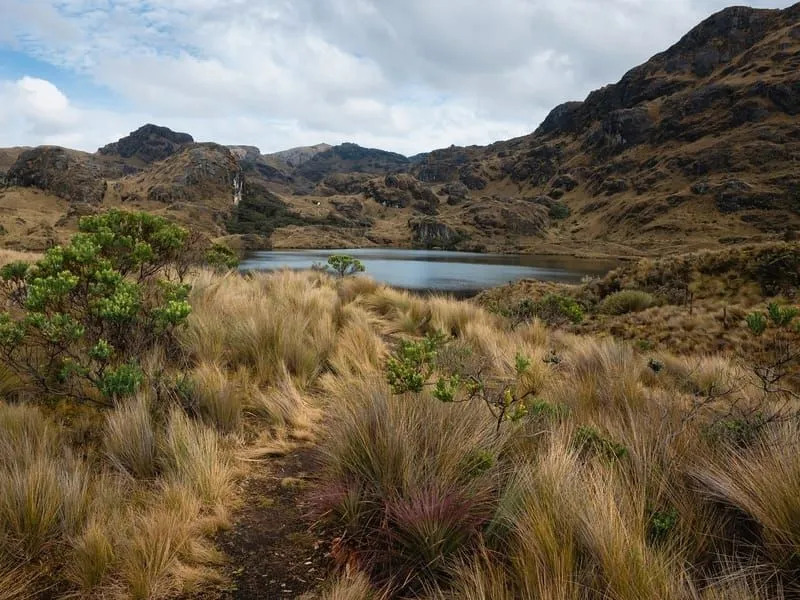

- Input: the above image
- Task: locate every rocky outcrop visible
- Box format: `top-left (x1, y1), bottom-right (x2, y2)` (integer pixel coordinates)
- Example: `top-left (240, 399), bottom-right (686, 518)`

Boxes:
top-left (267, 143), bottom-right (332, 168)
top-left (6, 147), bottom-right (108, 203)
top-left (365, 173), bottom-right (439, 214)
top-left (318, 173), bottom-right (372, 196)
top-left (469, 200), bottom-right (550, 236)
top-left (98, 124), bottom-right (193, 164)
top-left (408, 217), bottom-right (465, 248)
top-left (329, 199), bottom-right (373, 227)
top-left (444, 181), bottom-right (470, 205)
top-left (137, 144), bottom-right (242, 209)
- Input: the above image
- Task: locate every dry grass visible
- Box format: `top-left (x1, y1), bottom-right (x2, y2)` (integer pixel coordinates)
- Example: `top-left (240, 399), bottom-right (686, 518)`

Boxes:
top-left (0, 249), bottom-right (41, 268)
top-left (2, 263), bottom-right (798, 599)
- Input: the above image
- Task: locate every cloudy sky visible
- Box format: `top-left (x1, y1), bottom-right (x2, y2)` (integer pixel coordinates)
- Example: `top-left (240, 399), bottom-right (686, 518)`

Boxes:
top-left (0, 0), bottom-right (793, 155)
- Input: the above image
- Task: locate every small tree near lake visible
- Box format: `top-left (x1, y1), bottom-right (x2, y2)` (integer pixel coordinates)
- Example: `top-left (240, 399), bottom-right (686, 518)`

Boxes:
top-left (326, 254), bottom-right (365, 278)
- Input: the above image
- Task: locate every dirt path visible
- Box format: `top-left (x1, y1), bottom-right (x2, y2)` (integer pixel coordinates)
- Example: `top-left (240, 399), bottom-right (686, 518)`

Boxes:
top-left (201, 444), bottom-right (334, 599)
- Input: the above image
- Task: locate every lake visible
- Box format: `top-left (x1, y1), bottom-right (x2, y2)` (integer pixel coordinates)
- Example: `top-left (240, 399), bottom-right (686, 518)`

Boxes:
top-left (240, 249), bottom-right (618, 294)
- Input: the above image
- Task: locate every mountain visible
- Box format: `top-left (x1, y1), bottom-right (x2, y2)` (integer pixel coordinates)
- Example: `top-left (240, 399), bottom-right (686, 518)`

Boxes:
top-left (98, 124), bottom-right (194, 168)
top-left (1, 3), bottom-right (799, 255)
top-left (267, 143), bottom-right (332, 168)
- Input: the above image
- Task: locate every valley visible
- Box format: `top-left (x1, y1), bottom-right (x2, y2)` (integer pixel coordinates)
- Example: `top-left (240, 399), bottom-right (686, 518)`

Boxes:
top-left (1, 3), bottom-right (799, 600)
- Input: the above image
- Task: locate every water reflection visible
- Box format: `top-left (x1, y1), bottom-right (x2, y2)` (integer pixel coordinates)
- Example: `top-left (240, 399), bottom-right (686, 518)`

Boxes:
top-left (240, 248), bottom-right (618, 293)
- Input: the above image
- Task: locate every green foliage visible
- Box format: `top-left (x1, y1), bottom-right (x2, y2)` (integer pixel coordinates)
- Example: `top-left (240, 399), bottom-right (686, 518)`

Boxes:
top-left (548, 202), bottom-right (570, 220)
top-left (386, 333), bottom-right (446, 394)
top-left (745, 311), bottom-right (768, 336)
top-left (647, 506), bottom-right (679, 544)
top-left (204, 243), bottom-right (240, 271)
top-left (386, 333), bottom-right (537, 432)
top-left (98, 362), bottom-right (144, 399)
top-left (573, 425), bottom-right (628, 461)
top-left (767, 302), bottom-right (798, 328)
top-left (527, 399), bottom-right (570, 421)
top-left (647, 358), bottom-right (664, 373)
top-left (599, 289), bottom-right (656, 315)
top-left (637, 339), bottom-right (655, 351)
top-left (704, 414), bottom-right (768, 447)
top-left (746, 302), bottom-right (798, 336)
top-left (326, 254), bottom-right (366, 278)
top-left (0, 210), bottom-right (199, 403)
top-left (508, 294), bottom-right (584, 327)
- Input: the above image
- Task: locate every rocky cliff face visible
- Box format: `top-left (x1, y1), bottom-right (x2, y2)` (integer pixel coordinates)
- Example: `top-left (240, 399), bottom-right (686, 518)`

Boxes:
top-left (3, 4), bottom-right (800, 255)
top-left (404, 3), bottom-right (800, 250)
top-left (6, 147), bottom-right (110, 204)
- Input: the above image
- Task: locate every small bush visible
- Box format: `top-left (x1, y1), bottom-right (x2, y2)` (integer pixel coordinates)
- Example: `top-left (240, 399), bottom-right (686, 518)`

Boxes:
top-left (573, 425), bottom-right (628, 461)
top-left (599, 289), bottom-right (656, 315)
top-left (509, 294), bottom-right (584, 327)
top-left (326, 255), bottom-right (365, 278)
top-left (548, 202), bottom-right (570, 220)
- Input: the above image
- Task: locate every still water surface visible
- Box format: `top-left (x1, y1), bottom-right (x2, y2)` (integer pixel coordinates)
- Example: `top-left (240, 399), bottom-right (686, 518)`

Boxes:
top-left (240, 249), bottom-right (618, 293)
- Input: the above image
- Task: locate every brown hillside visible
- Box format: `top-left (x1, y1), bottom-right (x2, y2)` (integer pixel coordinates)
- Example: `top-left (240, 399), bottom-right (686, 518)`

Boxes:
top-left (1, 3), bottom-right (799, 256)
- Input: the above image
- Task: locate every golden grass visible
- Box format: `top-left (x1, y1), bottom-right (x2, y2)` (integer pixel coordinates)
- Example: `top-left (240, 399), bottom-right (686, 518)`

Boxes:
top-left (0, 249), bottom-right (41, 268)
top-left (2, 263), bottom-right (798, 599)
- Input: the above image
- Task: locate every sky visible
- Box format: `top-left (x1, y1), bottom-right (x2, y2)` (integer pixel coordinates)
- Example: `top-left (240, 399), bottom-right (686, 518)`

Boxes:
top-left (0, 1), bottom-right (794, 155)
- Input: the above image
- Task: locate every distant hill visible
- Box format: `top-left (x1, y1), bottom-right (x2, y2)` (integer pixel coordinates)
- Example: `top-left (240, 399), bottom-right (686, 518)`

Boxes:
top-left (267, 143), bottom-right (332, 168)
top-left (2, 3), bottom-right (799, 255)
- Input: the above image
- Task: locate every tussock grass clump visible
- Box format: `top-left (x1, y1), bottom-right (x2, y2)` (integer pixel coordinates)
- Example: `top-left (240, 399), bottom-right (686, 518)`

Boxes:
top-left (189, 362), bottom-right (244, 433)
top-left (600, 289), bottom-right (657, 315)
top-left (318, 380), bottom-right (505, 590)
top-left (104, 395), bottom-right (159, 479)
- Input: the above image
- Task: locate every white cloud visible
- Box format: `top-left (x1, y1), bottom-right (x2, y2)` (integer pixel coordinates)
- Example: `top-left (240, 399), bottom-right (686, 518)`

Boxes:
top-left (0, 0), bottom-right (796, 154)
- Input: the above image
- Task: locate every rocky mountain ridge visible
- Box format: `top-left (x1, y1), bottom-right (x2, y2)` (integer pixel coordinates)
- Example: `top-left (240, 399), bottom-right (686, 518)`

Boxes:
top-left (1, 2), bottom-right (799, 255)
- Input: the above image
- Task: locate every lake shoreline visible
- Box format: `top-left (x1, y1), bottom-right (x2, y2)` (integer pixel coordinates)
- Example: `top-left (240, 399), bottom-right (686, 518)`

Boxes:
top-left (239, 248), bottom-right (620, 294)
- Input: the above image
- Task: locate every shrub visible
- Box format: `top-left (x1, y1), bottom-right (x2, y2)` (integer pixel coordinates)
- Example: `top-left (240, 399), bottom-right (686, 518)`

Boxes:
top-left (599, 289), bottom-right (656, 315)
top-left (0, 210), bottom-right (196, 404)
top-left (326, 255), bottom-right (365, 278)
top-left (548, 202), bottom-right (570, 220)
top-left (204, 243), bottom-right (239, 271)
top-left (573, 425), bottom-right (628, 461)
top-left (508, 294), bottom-right (584, 327)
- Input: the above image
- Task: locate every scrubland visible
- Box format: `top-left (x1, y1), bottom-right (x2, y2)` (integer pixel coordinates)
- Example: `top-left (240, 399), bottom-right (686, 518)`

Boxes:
top-left (1, 231), bottom-right (799, 599)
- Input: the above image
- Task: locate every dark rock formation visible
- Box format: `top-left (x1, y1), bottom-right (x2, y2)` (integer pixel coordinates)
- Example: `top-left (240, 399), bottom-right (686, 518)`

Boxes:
top-left (98, 124), bottom-right (193, 164)
top-left (6, 147), bottom-right (108, 203)
top-left (444, 181), bottom-right (470, 205)
top-left (408, 217), bottom-right (465, 248)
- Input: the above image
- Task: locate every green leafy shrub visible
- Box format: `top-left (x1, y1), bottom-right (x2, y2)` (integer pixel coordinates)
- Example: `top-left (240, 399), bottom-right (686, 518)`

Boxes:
top-left (0, 210), bottom-right (197, 404)
top-left (573, 425), bottom-right (628, 461)
top-left (386, 333), bottom-right (445, 394)
top-left (647, 506), bottom-right (678, 544)
top-left (326, 254), bottom-right (366, 278)
top-left (548, 202), bottom-right (570, 220)
top-left (204, 243), bottom-right (240, 271)
top-left (508, 294), bottom-right (584, 327)
top-left (599, 289), bottom-right (656, 315)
